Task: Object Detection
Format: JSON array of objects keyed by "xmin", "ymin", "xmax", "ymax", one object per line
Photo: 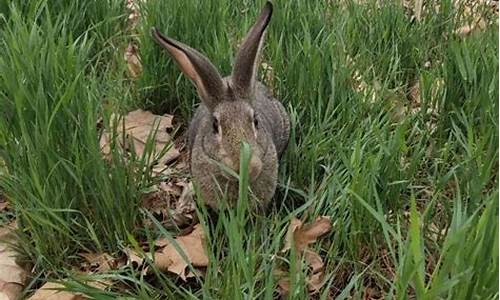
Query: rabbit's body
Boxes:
[{"xmin": 153, "ymin": 2, "xmax": 289, "ymax": 210}]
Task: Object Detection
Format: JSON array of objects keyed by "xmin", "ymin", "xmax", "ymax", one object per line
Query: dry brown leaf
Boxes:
[
  {"xmin": 121, "ymin": 248, "xmax": 151, "ymax": 277},
  {"xmin": 0, "ymin": 283, "xmax": 22, "ymax": 300},
  {"xmin": 454, "ymin": 20, "xmax": 487, "ymax": 37},
  {"xmin": 27, "ymin": 282, "xmax": 86, "ymax": 300},
  {"xmin": 153, "ymin": 224, "xmax": 208, "ymax": 281},
  {"xmin": 303, "ymin": 249, "xmax": 324, "ymax": 273},
  {"xmin": 284, "ymin": 216, "xmax": 332, "ymax": 253},
  {"xmin": 155, "ymin": 238, "xmax": 169, "ymax": 248},
  {"xmin": 122, "ymin": 247, "xmax": 153, "ymax": 276},
  {"xmin": 123, "ymin": 109, "xmax": 173, "ymax": 138},
  {"xmin": 0, "ymin": 201, "xmax": 8, "ymax": 212},
  {"xmin": 79, "ymin": 252, "xmax": 119, "ymax": 273},
  {"xmin": 0, "ymin": 223, "xmax": 28, "ymax": 300},
  {"xmin": 99, "ymin": 109, "xmax": 180, "ymax": 170},
  {"xmin": 277, "ymin": 278, "xmax": 290, "ymax": 295},
  {"xmin": 123, "ymin": 110, "xmax": 178, "ymax": 165},
  {"xmin": 283, "ymin": 218, "xmax": 303, "ymax": 252},
  {"xmin": 304, "ymin": 250, "xmax": 326, "ymax": 293},
  {"xmin": 307, "ymin": 271, "xmax": 326, "ymax": 293},
  {"xmin": 123, "ymin": 248, "xmax": 144, "ymax": 268},
  {"xmin": 274, "ymin": 266, "xmax": 291, "ymax": 295},
  {"xmin": 453, "ymin": 0, "xmax": 496, "ymax": 36},
  {"xmin": 280, "ymin": 216, "xmax": 332, "ymax": 295}
]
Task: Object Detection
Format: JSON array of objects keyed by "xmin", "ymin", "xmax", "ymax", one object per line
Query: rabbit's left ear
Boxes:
[
  {"xmin": 152, "ymin": 28, "xmax": 224, "ymax": 110},
  {"xmin": 231, "ymin": 1, "xmax": 273, "ymax": 99}
]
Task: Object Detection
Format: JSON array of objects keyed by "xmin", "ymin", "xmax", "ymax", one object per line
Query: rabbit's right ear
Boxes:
[
  {"xmin": 152, "ymin": 28, "xmax": 224, "ymax": 110},
  {"xmin": 231, "ymin": 2, "xmax": 273, "ymax": 99}
]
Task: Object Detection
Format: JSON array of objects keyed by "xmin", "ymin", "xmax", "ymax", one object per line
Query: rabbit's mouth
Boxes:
[
  {"xmin": 201, "ymin": 133, "xmax": 271, "ymax": 179},
  {"xmin": 202, "ymin": 152, "xmax": 265, "ymax": 183}
]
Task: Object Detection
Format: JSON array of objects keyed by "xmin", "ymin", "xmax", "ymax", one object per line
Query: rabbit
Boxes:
[{"xmin": 152, "ymin": 1, "xmax": 289, "ymax": 210}]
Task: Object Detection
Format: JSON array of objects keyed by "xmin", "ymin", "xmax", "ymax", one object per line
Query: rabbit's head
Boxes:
[{"xmin": 152, "ymin": 2, "xmax": 273, "ymax": 181}]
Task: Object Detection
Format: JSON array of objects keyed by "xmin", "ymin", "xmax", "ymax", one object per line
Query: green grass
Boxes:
[
  {"xmin": 0, "ymin": 1, "xmax": 151, "ymax": 271},
  {"xmin": 0, "ymin": 0, "xmax": 498, "ymax": 299}
]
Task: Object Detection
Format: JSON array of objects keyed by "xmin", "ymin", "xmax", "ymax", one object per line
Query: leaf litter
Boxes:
[
  {"xmin": 79, "ymin": 252, "xmax": 121, "ymax": 274},
  {"xmin": 99, "ymin": 108, "xmax": 198, "ymax": 229},
  {"xmin": 96, "ymin": 107, "xmax": 205, "ymax": 284},
  {"xmin": 0, "ymin": 222, "xmax": 28, "ymax": 300},
  {"xmin": 278, "ymin": 216, "xmax": 333, "ymax": 295},
  {"xmin": 76, "ymin": 224, "xmax": 209, "ymax": 284},
  {"xmin": 153, "ymin": 224, "xmax": 208, "ymax": 281},
  {"xmin": 27, "ymin": 282, "xmax": 86, "ymax": 300}
]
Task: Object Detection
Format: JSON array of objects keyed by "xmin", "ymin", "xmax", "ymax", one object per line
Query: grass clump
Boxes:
[{"xmin": 0, "ymin": 1, "xmax": 147, "ymax": 272}]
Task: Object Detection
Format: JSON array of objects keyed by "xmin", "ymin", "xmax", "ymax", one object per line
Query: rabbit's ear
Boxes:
[
  {"xmin": 231, "ymin": 1, "xmax": 273, "ymax": 99},
  {"xmin": 152, "ymin": 28, "xmax": 224, "ymax": 110}
]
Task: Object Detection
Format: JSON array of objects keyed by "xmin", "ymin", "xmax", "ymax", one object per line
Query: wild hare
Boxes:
[{"xmin": 152, "ymin": 2, "xmax": 289, "ymax": 211}]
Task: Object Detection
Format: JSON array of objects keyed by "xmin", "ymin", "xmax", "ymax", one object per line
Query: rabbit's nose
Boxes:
[{"xmin": 221, "ymin": 154, "xmax": 261, "ymax": 179}]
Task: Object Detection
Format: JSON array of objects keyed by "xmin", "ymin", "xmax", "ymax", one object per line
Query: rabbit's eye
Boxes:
[
  {"xmin": 253, "ymin": 114, "xmax": 258, "ymax": 129},
  {"xmin": 212, "ymin": 118, "xmax": 219, "ymax": 134}
]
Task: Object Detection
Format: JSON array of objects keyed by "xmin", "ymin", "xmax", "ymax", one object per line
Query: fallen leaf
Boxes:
[
  {"xmin": 453, "ymin": 0, "xmax": 495, "ymax": 36},
  {"xmin": 283, "ymin": 218, "xmax": 303, "ymax": 252},
  {"xmin": 277, "ymin": 278, "xmax": 290, "ymax": 295},
  {"xmin": 99, "ymin": 109, "xmax": 180, "ymax": 170},
  {"xmin": 0, "ymin": 222, "xmax": 28, "ymax": 300},
  {"xmin": 79, "ymin": 252, "xmax": 119, "ymax": 273},
  {"xmin": 155, "ymin": 238, "xmax": 169, "ymax": 248},
  {"xmin": 284, "ymin": 216, "xmax": 332, "ymax": 252},
  {"xmin": 0, "ymin": 283, "xmax": 22, "ymax": 300},
  {"xmin": 122, "ymin": 109, "xmax": 173, "ymax": 141},
  {"xmin": 274, "ymin": 266, "xmax": 291, "ymax": 295},
  {"xmin": 176, "ymin": 182, "xmax": 195, "ymax": 212},
  {"xmin": 0, "ymin": 198, "xmax": 8, "ymax": 212},
  {"xmin": 304, "ymin": 249, "xmax": 326, "ymax": 293},
  {"xmin": 153, "ymin": 224, "xmax": 208, "ymax": 281},
  {"xmin": 280, "ymin": 216, "xmax": 332, "ymax": 296},
  {"xmin": 123, "ymin": 248, "xmax": 145, "ymax": 268},
  {"xmin": 303, "ymin": 249, "xmax": 324, "ymax": 273},
  {"xmin": 122, "ymin": 247, "xmax": 152, "ymax": 277},
  {"xmin": 307, "ymin": 271, "xmax": 326, "ymax": 293},
  {"xmin": 27, "ymin": 282, "xmax": 86, "ymax": 300}
]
